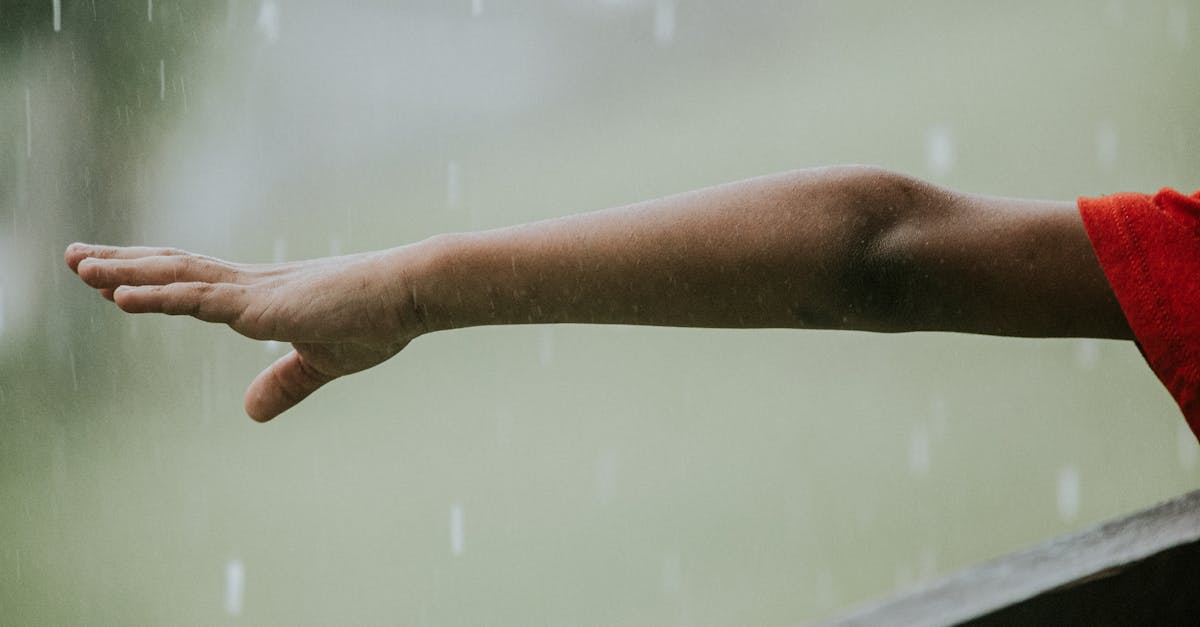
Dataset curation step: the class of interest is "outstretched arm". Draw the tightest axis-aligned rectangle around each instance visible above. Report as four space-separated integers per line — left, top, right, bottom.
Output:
65 165 1132 422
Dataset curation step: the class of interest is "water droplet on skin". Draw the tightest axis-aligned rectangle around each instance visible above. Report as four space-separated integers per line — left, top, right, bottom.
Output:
1095 122 1118 170
924 125 955 177
224 558 244 616
654 0 676 47
1056 465 1081 521
449 502 465 556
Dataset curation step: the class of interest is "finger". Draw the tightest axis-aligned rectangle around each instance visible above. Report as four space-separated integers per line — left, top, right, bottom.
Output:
112 282 245 324
76 255 238 289
243 350 335 423
65 243 186 273
100 288 115 302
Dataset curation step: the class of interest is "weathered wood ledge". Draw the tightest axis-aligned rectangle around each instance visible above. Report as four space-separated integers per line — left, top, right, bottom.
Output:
817 488 1200 626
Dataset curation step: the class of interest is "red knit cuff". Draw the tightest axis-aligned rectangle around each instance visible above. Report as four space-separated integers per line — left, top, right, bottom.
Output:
1078 188 1200 444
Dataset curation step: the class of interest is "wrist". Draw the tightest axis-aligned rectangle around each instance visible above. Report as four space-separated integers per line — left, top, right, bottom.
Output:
387 232 472 337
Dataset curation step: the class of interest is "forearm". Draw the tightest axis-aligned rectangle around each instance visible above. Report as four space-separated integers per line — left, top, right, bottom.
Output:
401 165 902 334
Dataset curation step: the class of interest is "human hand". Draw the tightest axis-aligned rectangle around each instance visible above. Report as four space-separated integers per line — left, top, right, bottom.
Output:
66 243 422 422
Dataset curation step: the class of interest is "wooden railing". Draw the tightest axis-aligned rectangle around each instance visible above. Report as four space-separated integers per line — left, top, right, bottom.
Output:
818 489 1200 626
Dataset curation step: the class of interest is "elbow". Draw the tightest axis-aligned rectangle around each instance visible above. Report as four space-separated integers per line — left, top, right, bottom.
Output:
820 165 935 332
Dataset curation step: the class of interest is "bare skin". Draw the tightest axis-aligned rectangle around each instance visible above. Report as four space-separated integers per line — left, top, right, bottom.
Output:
65 165 1132 422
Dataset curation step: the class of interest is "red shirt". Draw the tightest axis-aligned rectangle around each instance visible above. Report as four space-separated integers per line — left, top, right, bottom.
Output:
1078 188 1200 444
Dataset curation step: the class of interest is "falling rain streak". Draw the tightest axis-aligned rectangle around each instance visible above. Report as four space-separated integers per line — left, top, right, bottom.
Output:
446 161 462 209
654 0 676 47
53 0 62 31
224 558 244 615
450 503 465 556
924 125 955 177
1056 465 1081 522
25 88 32 158
159 59 166 101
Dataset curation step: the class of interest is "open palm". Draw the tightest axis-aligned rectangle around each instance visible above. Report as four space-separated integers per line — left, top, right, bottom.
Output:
66 243 419 422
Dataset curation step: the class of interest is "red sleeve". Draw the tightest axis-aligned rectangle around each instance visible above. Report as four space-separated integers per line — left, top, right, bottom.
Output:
1078 187 1200 444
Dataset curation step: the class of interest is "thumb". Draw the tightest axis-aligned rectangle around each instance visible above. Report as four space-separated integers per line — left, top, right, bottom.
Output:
244 349 335 423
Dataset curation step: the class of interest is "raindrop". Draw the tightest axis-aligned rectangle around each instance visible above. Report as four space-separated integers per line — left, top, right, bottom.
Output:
1095 122 1118 170
924 125 955 177
272 236 287 263
815 571 835 608
929 393 947 439
180 75 190 113
1167 2 1189 50
471 0 484 18
147 0 153 22
1177 421 1197 469
224 558 244 616
1104 0 1125 25
907 426 930 477
917 547 938 586
654 0 676 47
660 554 682 593
53 0 62 31
1056 465 1081 521
25 87 32 158
539 328 554 366
895 564 914 592
1073 339 1100 370
256 0 280 44
0 285 5 336
494 408 511 448
68 349 78 391
329 235 343 257
263 340 281 354
594 448 619 503
446 161 462 210
159 59 166 101
201 357 214 423
449 502 465 556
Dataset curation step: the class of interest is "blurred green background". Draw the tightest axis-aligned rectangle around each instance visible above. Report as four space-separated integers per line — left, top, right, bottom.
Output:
2 1 1198 625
